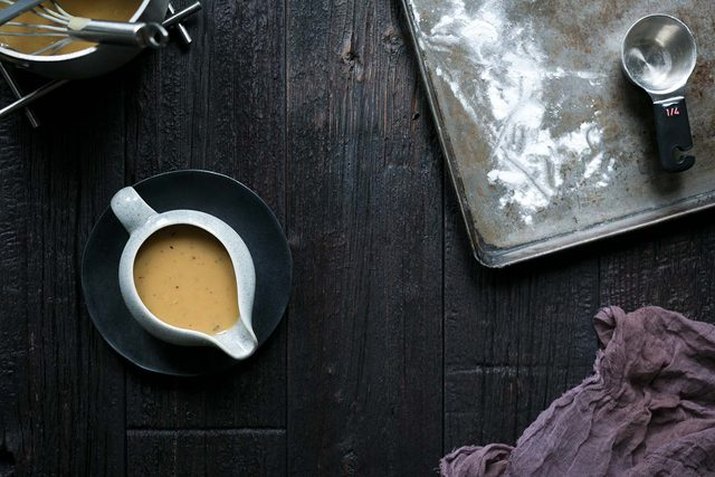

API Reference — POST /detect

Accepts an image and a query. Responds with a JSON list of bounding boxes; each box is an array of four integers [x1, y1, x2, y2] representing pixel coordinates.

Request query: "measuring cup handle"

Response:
[[653, 98, 695, 173]]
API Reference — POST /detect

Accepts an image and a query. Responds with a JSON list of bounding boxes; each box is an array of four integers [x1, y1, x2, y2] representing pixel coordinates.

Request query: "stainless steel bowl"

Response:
[[0, 0, 170, 79]]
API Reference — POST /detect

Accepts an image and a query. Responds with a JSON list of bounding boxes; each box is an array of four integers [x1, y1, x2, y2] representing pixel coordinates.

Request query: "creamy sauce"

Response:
[[134, 225, 240, 335], [0, 0, 140, 55]]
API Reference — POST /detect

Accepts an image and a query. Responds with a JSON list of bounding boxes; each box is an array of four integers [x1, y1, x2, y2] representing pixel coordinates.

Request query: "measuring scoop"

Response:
[[622, 14, 697, 172]]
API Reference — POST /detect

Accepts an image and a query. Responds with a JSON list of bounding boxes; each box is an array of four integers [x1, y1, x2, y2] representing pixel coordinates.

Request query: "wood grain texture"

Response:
[[598, 213, 715, 322], [127, 429, 286, 476], [0, 81, 30, 477], [443, 186, 599, 450], [285, 0, 444, 474], [0, 69, 128, 475]]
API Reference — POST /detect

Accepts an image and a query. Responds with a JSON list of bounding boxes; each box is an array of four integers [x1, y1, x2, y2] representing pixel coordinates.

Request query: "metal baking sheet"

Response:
[[401, 0, 715, 267]]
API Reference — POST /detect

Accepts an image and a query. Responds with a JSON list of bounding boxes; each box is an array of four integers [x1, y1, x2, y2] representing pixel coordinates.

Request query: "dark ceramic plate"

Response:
[[81, 170, 292, 376]]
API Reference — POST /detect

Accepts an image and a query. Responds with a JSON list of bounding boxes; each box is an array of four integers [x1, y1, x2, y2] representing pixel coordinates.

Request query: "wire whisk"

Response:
[[0, 0, 168, 55]]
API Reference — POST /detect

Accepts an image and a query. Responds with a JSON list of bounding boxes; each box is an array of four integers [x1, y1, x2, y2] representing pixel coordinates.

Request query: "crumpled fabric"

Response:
[[441, 306, 715, 477]]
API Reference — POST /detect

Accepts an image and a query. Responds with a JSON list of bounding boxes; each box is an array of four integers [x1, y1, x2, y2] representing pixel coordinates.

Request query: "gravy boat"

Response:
[[110, 186, 258, 360]]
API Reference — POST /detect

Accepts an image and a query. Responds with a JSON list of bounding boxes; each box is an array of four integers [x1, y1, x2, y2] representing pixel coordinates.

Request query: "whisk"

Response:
[[0, 0, 168, 55]]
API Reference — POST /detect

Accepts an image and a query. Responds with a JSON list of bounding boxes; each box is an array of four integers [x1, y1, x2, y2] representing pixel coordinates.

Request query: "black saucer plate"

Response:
[[81, 170, 292, 376]]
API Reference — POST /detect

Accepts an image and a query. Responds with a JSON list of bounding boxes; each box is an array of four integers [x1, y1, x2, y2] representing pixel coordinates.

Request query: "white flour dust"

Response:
[[416, 0, 614, 224]]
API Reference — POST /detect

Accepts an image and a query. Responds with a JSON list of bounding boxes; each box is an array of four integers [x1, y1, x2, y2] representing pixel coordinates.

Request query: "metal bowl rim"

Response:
[[620, 13, 697, 95], [0, 0, 154, 63]]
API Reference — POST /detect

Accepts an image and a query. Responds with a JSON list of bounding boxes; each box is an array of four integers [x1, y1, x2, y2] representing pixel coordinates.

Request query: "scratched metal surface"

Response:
[[402, 0, 715, 267]]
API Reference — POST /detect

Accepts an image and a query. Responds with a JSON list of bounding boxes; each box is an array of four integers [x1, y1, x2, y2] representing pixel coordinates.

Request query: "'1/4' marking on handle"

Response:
[[665, 107, 681, 117]]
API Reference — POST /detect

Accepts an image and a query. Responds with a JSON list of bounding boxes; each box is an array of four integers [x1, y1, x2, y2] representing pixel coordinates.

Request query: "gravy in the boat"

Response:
[[133, 225, 240, 334]]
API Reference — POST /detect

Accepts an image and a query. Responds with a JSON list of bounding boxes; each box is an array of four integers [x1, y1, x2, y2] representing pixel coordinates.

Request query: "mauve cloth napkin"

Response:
[[441, 306, 715, 476]]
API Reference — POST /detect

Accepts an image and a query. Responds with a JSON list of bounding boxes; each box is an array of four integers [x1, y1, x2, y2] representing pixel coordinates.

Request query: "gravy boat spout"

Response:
[[111, 186, 259, 360]]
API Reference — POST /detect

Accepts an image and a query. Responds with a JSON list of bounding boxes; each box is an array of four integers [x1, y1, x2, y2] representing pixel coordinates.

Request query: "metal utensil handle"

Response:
[[0, 62, 39, 127], [0, 0, 43, 26], [653, 97, 695, 172], [167, 2, 192, 46], [163, 2, 202, 28], [0, 79, 68, 119], [67, 19, 169, 49]]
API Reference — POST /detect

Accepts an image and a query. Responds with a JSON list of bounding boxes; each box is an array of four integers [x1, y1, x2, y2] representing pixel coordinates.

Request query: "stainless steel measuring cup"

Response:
[[622, 14, 697, 173]]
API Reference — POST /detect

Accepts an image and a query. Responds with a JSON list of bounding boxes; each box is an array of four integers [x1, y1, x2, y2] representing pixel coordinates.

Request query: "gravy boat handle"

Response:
[[111, 186, 158, 233]]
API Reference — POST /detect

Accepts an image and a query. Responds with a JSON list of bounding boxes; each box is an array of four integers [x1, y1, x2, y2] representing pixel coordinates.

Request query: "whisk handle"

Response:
[[0, 0, 44, 26], [67, 19, 169, 49]]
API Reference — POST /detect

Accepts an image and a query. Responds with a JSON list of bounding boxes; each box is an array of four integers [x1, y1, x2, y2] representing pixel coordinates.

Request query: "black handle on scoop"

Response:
[[653, 98, 695, 173]]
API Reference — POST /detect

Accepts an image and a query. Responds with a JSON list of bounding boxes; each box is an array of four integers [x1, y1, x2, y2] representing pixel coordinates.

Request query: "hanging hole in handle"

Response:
[[672, 147, 695, 170], [143, 24, 169, 49]]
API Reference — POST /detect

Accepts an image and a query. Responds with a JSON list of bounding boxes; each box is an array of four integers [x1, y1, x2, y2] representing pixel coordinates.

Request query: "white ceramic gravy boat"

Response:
[[110, 186, 258, 360]]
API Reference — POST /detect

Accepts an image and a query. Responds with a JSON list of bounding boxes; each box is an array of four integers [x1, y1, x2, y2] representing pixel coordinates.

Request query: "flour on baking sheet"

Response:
[[417, 0, 614, 224]]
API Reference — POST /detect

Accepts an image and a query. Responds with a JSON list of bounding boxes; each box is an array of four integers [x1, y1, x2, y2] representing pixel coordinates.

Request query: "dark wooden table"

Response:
[[2, 1, 715, 475]]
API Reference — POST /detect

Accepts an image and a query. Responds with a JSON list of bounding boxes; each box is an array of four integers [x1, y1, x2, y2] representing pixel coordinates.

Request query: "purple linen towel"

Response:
[[441, 306, 715, 476]]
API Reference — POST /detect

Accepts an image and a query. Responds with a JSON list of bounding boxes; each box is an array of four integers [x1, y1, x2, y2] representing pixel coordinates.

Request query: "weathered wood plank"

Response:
[[0, 78, 31, 477], [127, 429, 286, 476], [599, 214, 715, 322], [124, 0, 288, 430], [285, 0, 444, 474], [443, 189, 599, 451], [0, 70, 128, 475], [125, 334, 286, 429]]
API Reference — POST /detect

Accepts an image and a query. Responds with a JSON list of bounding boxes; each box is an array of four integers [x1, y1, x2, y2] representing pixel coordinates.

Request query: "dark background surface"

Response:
[[1, 0, 715, 475]]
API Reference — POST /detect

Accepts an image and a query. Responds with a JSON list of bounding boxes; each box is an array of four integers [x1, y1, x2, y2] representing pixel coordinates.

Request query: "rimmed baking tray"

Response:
[[401, 0, 715, 267]]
